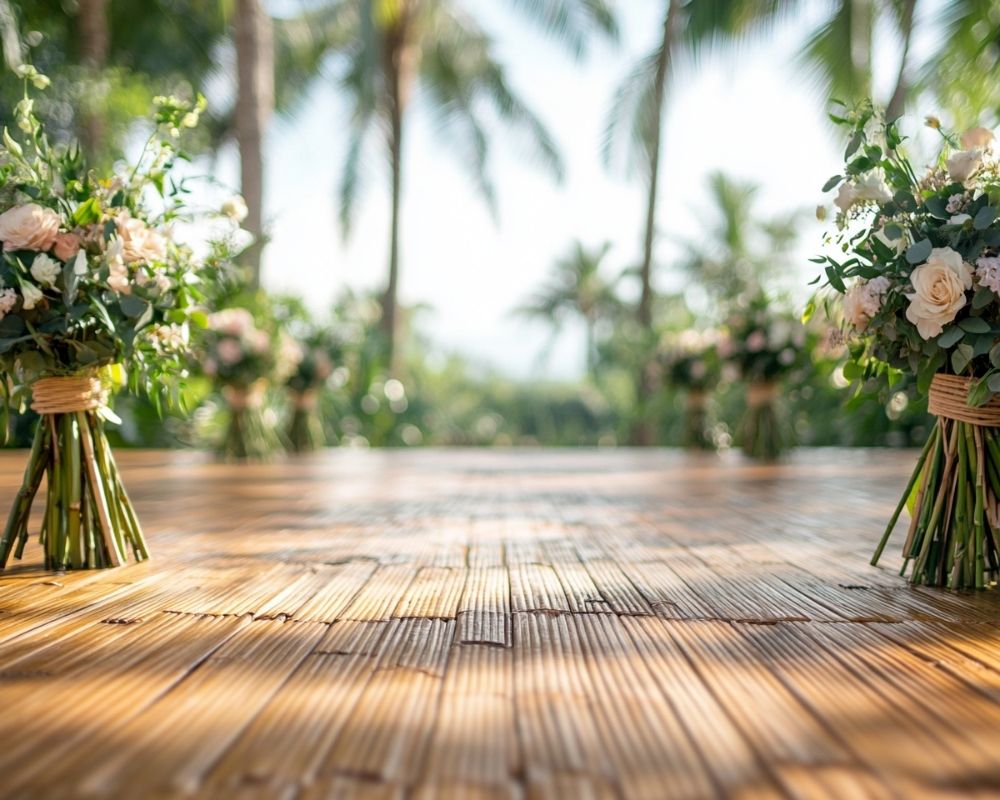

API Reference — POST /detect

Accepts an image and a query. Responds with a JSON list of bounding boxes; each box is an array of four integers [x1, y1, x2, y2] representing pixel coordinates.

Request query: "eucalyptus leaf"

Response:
[[959, 316, 991, 333], [822, 175, 842, 192], [974, 206, 997, 230], [973, 286, 995, 309], [119, 294, 150, 319], [952, 343, 974, 373], [937, 327, 965, 348], [905, 239, 932, 264]]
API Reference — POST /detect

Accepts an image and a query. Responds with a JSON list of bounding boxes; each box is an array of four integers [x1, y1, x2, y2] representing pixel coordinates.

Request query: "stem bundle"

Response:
[[740, 383, 786, 461], [873, 418, 1000, 589], [287, 390, 324, 454], [0, 412, 149, 570]]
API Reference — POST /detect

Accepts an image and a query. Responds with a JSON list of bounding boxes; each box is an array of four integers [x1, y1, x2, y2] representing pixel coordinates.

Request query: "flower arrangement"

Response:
[[0, 66, 225, 569], [201, 306, 291, 460], [660, 329, 720, 449], [284, 328, 339, 453], [815, 102, 1000, 589], [720, 293, 806, 460]]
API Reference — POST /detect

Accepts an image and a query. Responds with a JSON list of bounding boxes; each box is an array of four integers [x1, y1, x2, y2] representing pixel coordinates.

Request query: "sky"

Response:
[[211, 1, 947, 381]]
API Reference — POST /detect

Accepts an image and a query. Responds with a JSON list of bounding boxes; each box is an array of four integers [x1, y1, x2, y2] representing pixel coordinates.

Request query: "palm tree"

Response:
[[516, 241, 622, 379], [602, 0, 783, 443], [274, 0, 617, 372], [922, 0, 1000, 127], [234, 0, 274, 289], [77, 0, 108, 156], [678, 171, 799, 308]]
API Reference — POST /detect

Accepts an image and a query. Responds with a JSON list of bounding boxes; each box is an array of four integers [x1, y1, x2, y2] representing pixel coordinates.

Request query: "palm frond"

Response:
[[795, 0, 875, 106], [504, 0, 619, 57], [272, 1, 355, 118], [601, 47, 662, 175]]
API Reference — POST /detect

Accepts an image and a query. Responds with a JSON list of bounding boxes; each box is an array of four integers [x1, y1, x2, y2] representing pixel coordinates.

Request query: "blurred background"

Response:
[[2, 0, 998, 450]]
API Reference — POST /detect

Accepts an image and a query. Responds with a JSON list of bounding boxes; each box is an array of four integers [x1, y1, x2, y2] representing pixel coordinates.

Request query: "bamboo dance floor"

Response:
[[0, 448, 998, 799]]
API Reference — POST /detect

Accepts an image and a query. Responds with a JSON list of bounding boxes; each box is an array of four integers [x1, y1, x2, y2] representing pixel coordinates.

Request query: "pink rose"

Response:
[[0, 204, 61, 252], [116, 212, 167, 264], [53, 232, 82, 261], [217, 338, 244, 366]]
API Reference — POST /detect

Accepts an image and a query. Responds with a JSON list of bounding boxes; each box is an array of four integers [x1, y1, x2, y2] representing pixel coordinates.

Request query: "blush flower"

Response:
[[905, 247, 973, 339]]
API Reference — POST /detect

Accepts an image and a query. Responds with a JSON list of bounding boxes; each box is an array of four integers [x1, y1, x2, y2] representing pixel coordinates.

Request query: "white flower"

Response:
[[20, 282, 43, 310], [947, 149, 984, 183], [855, 173, 893, 204], [149, 323, 189, 353], [29, 253, 61, 287], [950, 213, 972, 226], [946, 193, 967, 214], [843, 276, 891, 331], [0, 288, 15, 320], [221, 195, 248, 223], [73, 249, 88, 276], [0, 203, 61, 252], [961, 127, 995, 151], [905, 247, 973, 339], [834, 175, 892, 213], [976, 256, 1000, 294], [834, 183, 859, 213], [105, 238, 131, 294]]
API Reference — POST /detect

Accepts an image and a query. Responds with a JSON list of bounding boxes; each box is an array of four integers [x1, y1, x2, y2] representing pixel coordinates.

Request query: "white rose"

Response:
[[834, 183, 859, 213], [0, 204, 61, 252], [854, 174, 893, 204], [961, 127, 995, 151], [29, 253, 61, 287], [905, 247, 973, 339], [947, 150, 983, 183], [20, 282, 43, 310], [221, 195, 248, 223]]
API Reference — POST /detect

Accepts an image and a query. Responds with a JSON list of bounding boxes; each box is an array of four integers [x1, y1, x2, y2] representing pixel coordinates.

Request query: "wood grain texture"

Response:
[[0, 447, 997, 798]]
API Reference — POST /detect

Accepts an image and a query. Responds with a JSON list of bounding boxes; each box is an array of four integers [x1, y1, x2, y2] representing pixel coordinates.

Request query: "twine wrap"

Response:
[[928, 373, 1000, 426], [30, 375, 106, 415], [746, 382, 779, 408], [223, 381, 266, 411], [686, 390, 707, 410], [292, 389, 318, 412]]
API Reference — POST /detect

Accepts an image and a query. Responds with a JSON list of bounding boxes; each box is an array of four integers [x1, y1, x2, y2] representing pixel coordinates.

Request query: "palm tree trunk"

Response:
[[234, 0, 274, 290], [632, 0, 680, 445], [885, 0, 917, 120], [78, 0, 108, 160], [383, 95, 403, 373], [380, 4, 416, 374]]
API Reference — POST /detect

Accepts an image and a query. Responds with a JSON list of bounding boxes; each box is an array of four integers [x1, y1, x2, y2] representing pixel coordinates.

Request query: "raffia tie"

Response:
[[746, 382, 779, 408], [686, 390, 707, 410], [928, 373, 1000, 426], [30, 375, 106, 415], [292, 389, 318, 412], [223, 382, 266, 411]]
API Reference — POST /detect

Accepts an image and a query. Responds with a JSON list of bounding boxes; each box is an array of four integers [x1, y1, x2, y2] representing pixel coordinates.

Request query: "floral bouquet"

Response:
[[0, 67, 223, 570], [721, 293, 805, 460], [285, 329, 338, 453], [202, 307, 282, 460], [816, 102, 1000, 589], [660, 329, 720, 449]]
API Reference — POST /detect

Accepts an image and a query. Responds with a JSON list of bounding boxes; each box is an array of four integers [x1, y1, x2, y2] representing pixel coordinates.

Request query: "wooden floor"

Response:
[[0, 449, 998, 799]]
